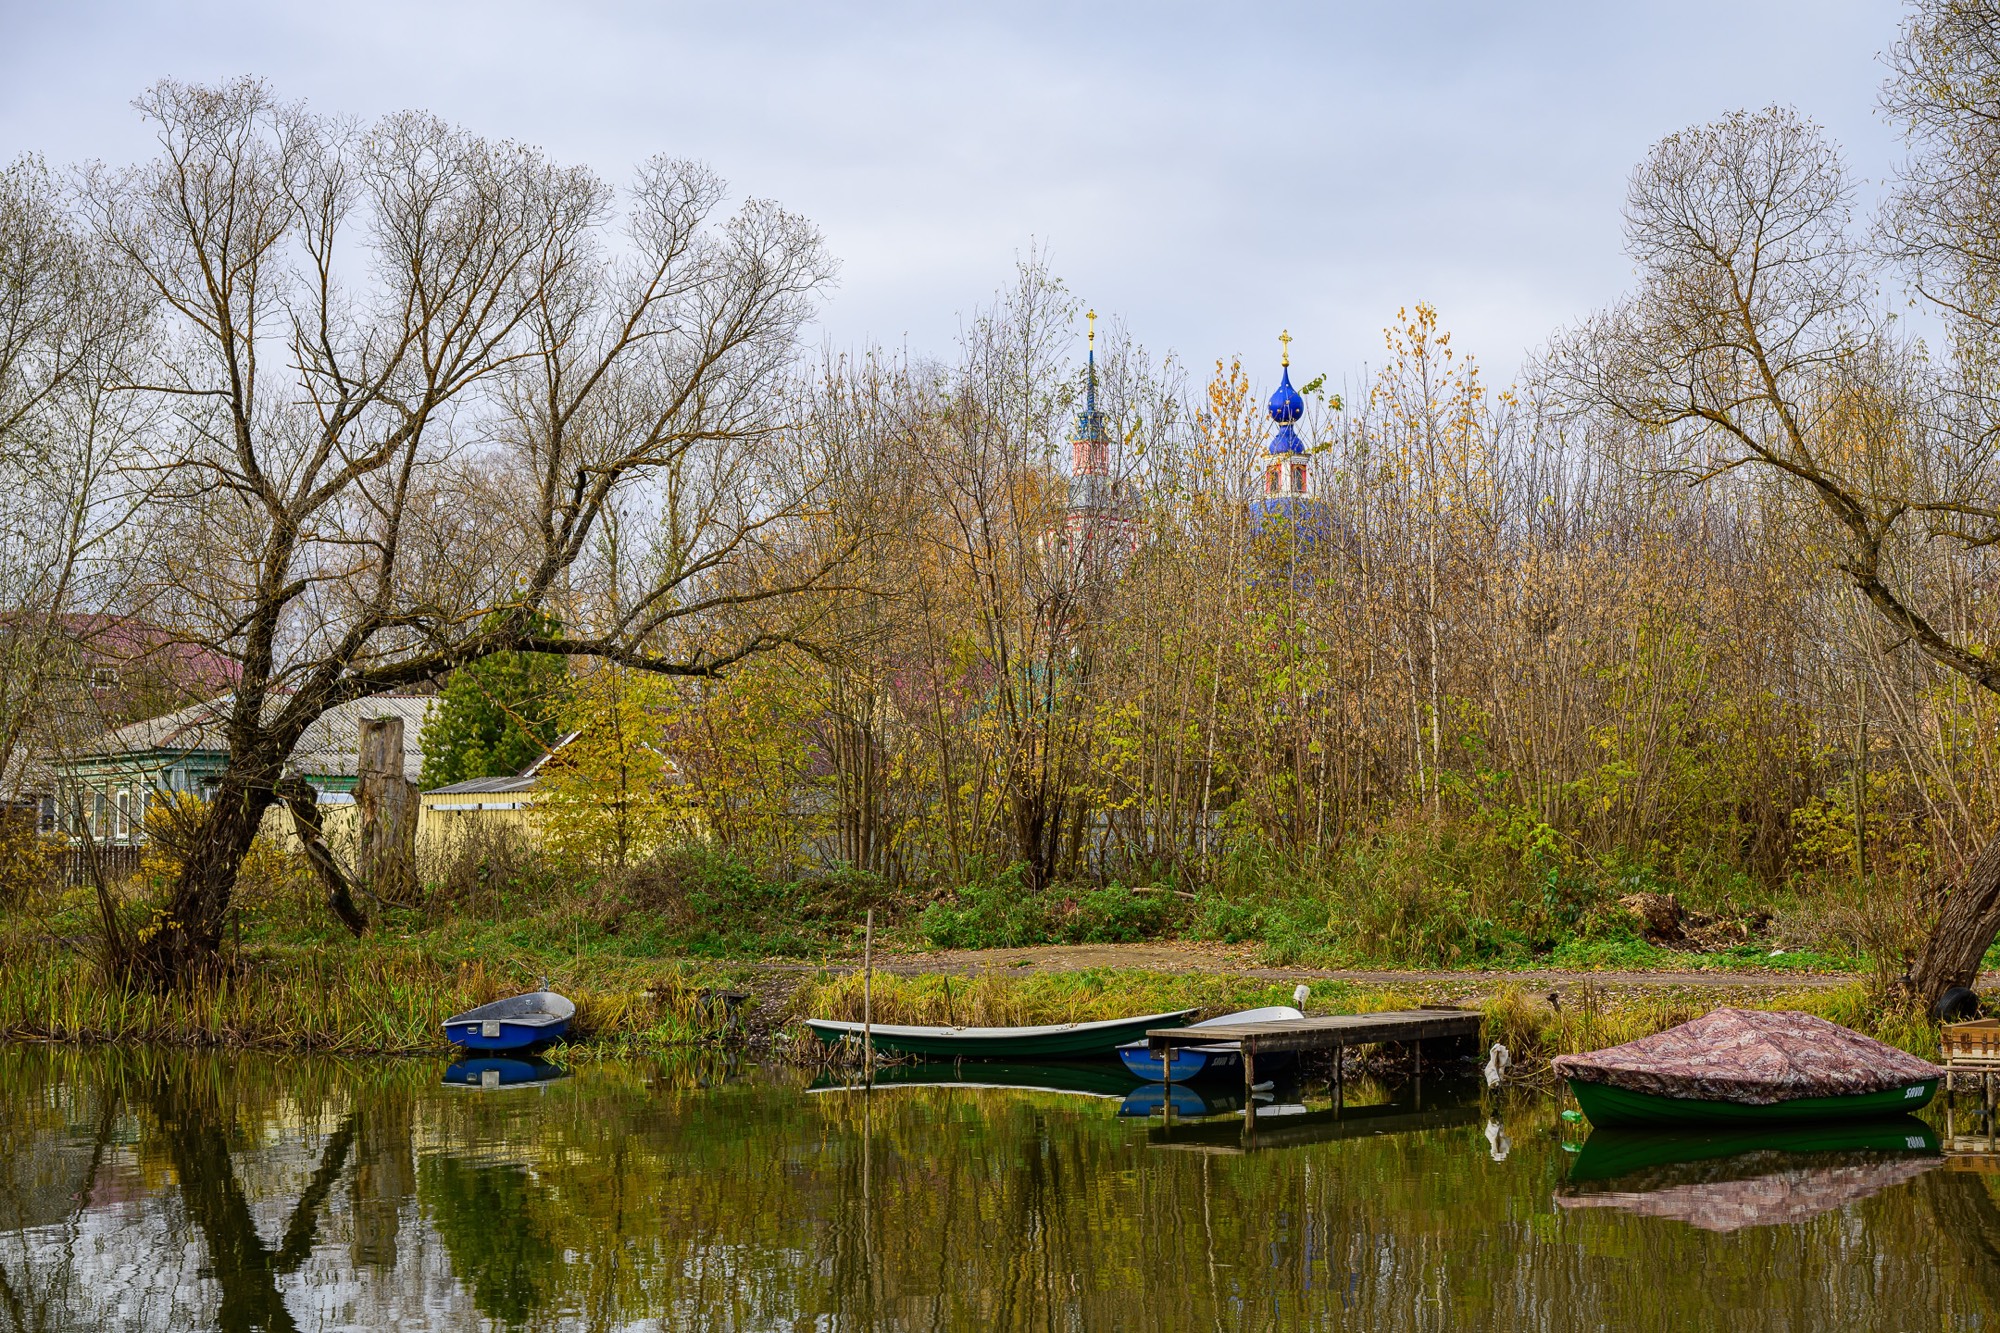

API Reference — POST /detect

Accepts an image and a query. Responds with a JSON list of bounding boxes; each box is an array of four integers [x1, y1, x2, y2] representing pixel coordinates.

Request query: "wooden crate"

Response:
[[1943, 1018, 2000, 1068]]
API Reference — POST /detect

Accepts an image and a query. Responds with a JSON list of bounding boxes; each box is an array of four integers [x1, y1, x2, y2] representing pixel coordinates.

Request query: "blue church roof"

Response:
[[1248, 337, 1325, 553], [1268, 365, 1304, 427], [1074, 346, 1105, 442]]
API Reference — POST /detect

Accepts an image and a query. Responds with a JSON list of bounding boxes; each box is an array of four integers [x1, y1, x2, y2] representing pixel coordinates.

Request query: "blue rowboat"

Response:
[[442, 1056, 570, 1090], [1118, 1082, 1260, 1118], [1117, 1006, 1304, 1082], [443, 990, 576, 1052]]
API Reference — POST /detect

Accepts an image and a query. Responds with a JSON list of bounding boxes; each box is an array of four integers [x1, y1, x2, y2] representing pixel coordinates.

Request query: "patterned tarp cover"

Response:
[[1552, 1008, 1941, 1105], [1557, 1151, 1939, 1232]]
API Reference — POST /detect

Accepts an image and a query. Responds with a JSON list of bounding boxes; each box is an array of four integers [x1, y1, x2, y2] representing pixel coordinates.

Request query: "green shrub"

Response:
[[918, 865, 1047, 949], [917, 871, 1187, 949]]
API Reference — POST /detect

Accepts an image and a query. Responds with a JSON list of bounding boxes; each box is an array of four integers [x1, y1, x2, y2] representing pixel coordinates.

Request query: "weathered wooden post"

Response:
[[357, 716, 418, 904], [1242, 1046, 1257, 1133], [862, 907, 875, 1083]]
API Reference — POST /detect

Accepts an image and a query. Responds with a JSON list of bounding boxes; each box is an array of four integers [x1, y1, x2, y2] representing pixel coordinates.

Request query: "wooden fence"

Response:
[[51, 845, 143, 888]]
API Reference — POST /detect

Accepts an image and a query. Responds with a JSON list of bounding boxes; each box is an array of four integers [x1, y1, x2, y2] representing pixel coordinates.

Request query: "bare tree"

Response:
[[1551, 104, 2000, 1003], [1884, 0, 2000, 346], [88, 79, 838, 982], [909, 261, 1108, 890], [0, 156, 149, 816]]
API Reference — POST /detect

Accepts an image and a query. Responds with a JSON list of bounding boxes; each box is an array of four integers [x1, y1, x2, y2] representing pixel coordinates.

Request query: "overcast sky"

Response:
[[1, 1, 1910, 390]]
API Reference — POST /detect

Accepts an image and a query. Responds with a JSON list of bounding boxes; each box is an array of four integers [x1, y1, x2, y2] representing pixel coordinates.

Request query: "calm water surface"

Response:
[[0, 1045, 1995, 1331]]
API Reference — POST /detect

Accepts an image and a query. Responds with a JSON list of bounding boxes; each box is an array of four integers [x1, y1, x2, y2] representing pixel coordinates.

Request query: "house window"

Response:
[[37, 796, 55, 834], [92, 792, 107, 839], [116, 791, 131, 840], [91, 666, 118, 690]]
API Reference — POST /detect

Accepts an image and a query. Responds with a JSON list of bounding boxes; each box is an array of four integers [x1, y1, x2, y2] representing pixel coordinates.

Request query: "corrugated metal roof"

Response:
[[426, 774, 538, 796], [84, 694, 434, 782]]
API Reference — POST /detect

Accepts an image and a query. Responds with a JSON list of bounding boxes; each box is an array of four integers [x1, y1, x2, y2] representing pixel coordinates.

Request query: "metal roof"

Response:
[[81, 694, 434, 782], [425, 774, 538, 796]]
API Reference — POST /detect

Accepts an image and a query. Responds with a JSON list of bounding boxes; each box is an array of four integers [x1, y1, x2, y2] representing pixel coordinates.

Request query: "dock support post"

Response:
[[1243, 1046, 1257, 1132], [1334, 1041, 1343, 1114]]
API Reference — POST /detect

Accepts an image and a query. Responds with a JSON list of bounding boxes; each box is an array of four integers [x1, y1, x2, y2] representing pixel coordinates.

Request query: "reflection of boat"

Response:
[[1148, 1083, 1481, 1153], [1568, 1119, 1941, 1182], [443, 990, 576, 1052], [442, 1056, 571, 1090], [806, 1061, 1141, 1099], [801, 1009, 1197, 1061], [1554, 1009, 1942, 1127], [1559, 1117, 1941, 1231], [1116, 1006, 1303, 1082], [1118, 1082, 1255, 1118]]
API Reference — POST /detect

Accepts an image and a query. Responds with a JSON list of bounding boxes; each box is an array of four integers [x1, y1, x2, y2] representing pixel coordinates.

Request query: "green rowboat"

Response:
[[802, 1009, 1198, 1061], [1568, 1117, 1940, 1182], [1553, 1008, 1945, 1129], [1567, 1076, 1938, 1128]]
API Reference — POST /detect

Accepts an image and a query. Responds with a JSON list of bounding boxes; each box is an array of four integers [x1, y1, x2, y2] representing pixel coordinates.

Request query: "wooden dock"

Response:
[[1145, 1007, 1483, 1121]]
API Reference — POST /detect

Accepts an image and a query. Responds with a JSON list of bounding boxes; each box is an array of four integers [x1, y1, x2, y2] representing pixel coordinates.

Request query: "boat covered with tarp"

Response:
[[802, 1009, 1197, 1061], [1554, 1008, 1941, 1127], [1558, 1118, 1940, 1231]]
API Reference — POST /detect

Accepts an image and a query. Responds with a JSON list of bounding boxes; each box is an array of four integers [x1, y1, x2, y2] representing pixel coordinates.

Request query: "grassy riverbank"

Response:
[[0, 913, 1934, 1064], [0, 836, 1932, 1060]]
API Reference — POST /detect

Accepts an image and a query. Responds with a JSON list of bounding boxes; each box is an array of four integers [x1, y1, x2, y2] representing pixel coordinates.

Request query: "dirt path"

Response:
[[763, 940, 1873, 993]]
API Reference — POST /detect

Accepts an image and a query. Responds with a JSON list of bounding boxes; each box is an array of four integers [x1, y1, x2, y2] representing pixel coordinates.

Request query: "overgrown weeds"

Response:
[[788, 970, 1424, 1031], [0, 913, 748, 1054]]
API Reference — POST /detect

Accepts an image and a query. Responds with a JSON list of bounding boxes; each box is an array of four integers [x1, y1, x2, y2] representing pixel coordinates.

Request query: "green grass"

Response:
[[0, 821, 1899, 1056], [790, 969, 1934, 1067], [0, 902, 751, 1054], [790, 969, 1428, 1029]]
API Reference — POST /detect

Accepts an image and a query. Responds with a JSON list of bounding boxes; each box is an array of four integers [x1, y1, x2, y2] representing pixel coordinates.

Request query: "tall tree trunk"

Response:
[[132, 769, 279, 985], [1911, 830, 2000, 1005], [356, 715, 417, 905], [277, 778, 367, 939]]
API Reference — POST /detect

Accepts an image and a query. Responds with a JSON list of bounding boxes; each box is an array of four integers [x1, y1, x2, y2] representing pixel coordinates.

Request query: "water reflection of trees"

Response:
[[418, 1159, 555, 1326], [141, 1059, 356, 1332], [1921, 1169, 2000, 1309], [6, 1048, 2000, 1329]]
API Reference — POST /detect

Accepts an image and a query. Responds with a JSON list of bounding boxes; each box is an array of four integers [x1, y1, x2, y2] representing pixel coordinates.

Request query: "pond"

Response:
[[0, 1045, 1996, 1330]]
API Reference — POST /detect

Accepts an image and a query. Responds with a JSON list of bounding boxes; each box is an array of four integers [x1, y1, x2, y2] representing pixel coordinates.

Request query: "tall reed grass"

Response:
[[0, 944, 741, 1054]]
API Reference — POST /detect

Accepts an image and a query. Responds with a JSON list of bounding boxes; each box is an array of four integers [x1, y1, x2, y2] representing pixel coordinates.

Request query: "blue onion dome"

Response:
[[1268, 422, 1306, 456], [1268, 365, 1304, 426]]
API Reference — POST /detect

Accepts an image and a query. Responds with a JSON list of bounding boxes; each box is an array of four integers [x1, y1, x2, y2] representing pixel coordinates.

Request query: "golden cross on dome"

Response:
[[1279, 328, 1292, 367], [1087, 309, 1097, 347]]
